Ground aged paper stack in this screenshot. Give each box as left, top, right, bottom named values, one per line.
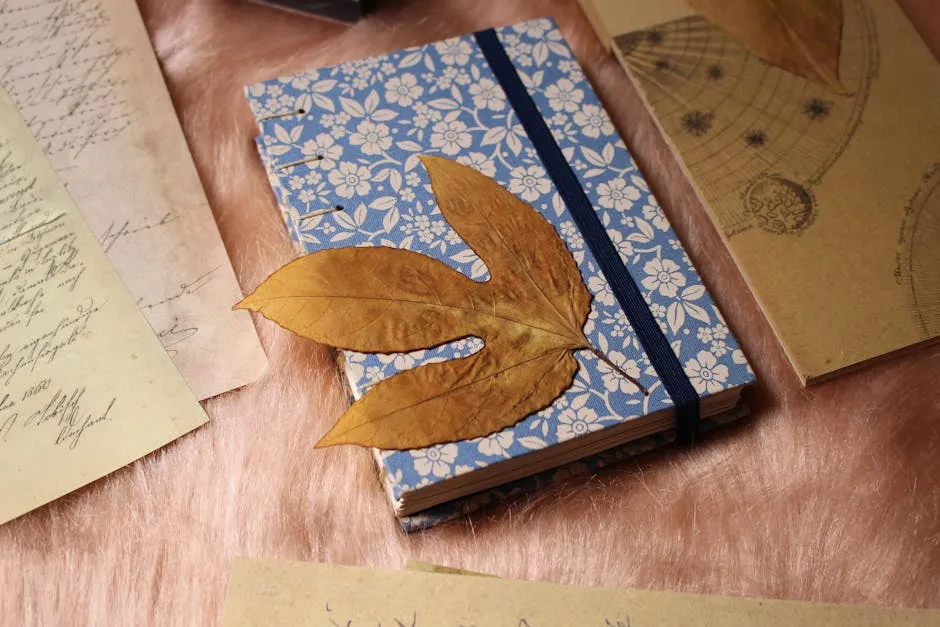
left=0, top=0, right=267, bottom=524
left=222, top=560, right=940, bottom=626
left=0, top=0, right=266, bottom=400
left=0, top=87, right=208, bottom=524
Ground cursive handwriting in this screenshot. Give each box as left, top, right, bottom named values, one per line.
left=51, top=388, right=114, bottom=450
left=322, top=602, right=632, bottom=626
left=99, top=212, right=179, bottom=253
left=0, top=386, right=115, bottom=450
left=0, top=0, right=134, bottom=159
left=0, top=124, right=110, bottom=452
left=326, top=603, right=417, bottom=627
left=137, top=266, right=220, bottom=311
left=1, top=0, right=267, bottom=403
left=156, top=315, right=199, bottom=358
left=0, top=296, right=99, bottom=385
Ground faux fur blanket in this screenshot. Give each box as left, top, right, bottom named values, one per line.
left=1, top=0, right=938, bottom=624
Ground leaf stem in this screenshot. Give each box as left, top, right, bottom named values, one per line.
left=587, top=346, right=649, bottom=396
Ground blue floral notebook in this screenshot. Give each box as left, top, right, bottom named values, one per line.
left=245, top=18, right=755, bottom=530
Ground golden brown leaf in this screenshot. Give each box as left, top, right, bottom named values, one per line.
left=688, top=0, right=844, bottom=91
left=235, top=246, right=488, bottom=353
left=238, top=156, right=645, bottom=449
left=318, top=339, right=580, bottom=449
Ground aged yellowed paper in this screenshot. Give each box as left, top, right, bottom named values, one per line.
left=223, top=560, right=939, bottom=626
left=581, top=0, right=940, bottom=382
left=578, top=0, right=688, bottom=51
left=0, top=87, right=208, bottom=525
left=404, top=560, right=492, bottom=576
left=0, top=0, right=266, bottom=399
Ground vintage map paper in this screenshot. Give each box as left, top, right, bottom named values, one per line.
left=580, top=0, right=940, bottom=382
left=222, top=560, right=939, bottom=626
left=0, top=0, right=266, bottom=399
left=0, top=87, right=208, bottom=525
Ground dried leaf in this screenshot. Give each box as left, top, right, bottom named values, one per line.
left=238, top=156, right=644, bottom=449
left=688, top=0, right=844, bottom=91
left=319, top=339, right=581, bottom=448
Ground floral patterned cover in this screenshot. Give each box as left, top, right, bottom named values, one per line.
left=245, top=18, right=754, bottom=529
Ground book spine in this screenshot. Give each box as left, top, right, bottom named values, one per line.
left=252, top=134, right=306, bottom=254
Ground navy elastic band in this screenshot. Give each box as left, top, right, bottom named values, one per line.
left=474, top=28, right=700, bottom=444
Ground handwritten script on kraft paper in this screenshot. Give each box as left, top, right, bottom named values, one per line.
left=0, top=0, right=266, bottom=400
left=222, top=560, right=940, bottom=627
left=0, top=86, right=207, bottom=526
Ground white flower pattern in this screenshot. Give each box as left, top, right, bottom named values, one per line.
left=469, top=78, right=506, bottom=111
left=508, top=165, right=551, bottom=202
left=349, top=120, right=391, bottom=155
left=430, top=119, right=472, bottom=155
left=573, top=104, right=614, bottom=138
left=385, top=73, right=423, bottom=106
left=300, top=133, right=343, bottom=169
left=597, top=178, right=641, bottom=211
left=435, top=38, right=473, bottom=65
left=476, top=431, right=514, bottom=458
left=643, top=202, right=669, bottom=231
left=686, top=350, right=730, bottom=394
left=641, top=258, right=686, bottom=298
left=556, top=405, right=605, bottom=441
left=328, top=161, right=371, bottom=198
left=412, top=444, right=459, bottom=477
left=597, top=351, right=642, bottom=395
left=456, top=152, right=497, bottom=177
left=545, top=78, right=584, bottom=112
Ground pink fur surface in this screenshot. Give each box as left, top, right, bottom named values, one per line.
left=2, top=0, right=939, bottom=624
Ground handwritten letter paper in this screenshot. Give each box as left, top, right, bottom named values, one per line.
left=0, top=0, right=266, bottom=400
left=0, top=88, right=207, bottom=525
left=223, top=560, right=939, bottom=627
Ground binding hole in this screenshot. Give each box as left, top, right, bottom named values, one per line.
left=335, top=205, right=344, bottom=211
left=297, top=108, right=306, bottom=114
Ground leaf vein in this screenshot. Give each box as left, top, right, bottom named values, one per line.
left=355, top=349, right=570, bottom=427
left=474, top=205, right=581, bottom=337
left=253, top=294, right=579, bottom=344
